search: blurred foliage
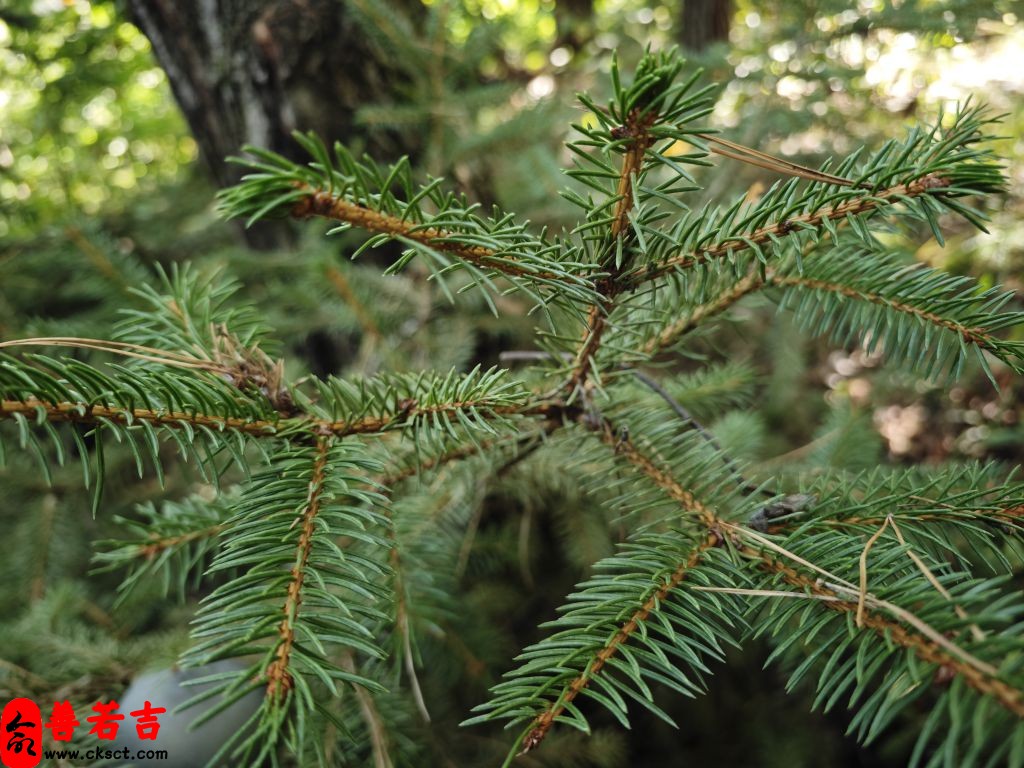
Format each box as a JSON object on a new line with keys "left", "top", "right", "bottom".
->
{"left": 0, "top": 0, "right": 197, "bottom": 238}
{"left": 1, "top": 0, "right": 1023, "bottom": 766}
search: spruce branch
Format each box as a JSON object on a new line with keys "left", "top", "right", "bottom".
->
{"left": 378, "top": 429, "right": 543, "bottom": 487}
{"left": 639, "top": 268, "right": 762, "bottom": 355}
{"left": 747, "top": 464, "right": 1024, "bottom": 568}
{"left": 464, "top": 524, "right": 741, "bottom": 761}
{"left": 473, "top": 398, "right": 1024, "bottom": 757}
{"left": 564, "top": 51, "right": 697, "bottom": 397}
{"left": 0, "top": 346, "right": 565, "bottom": 506}
{"left": 611, "top": 431, "right": 1024, "bottom": 742}
{"left": 591, "top": 414, "right": 719, "bottom": 528}
{"left": 183, "top": 440, "right": 392, "bottom": 765}
{"left": 635, "top": 240, "right": 1024, "bottom": 379}
{"left": 265, "top": 436, "right": 332, "bottom": 702}
{"left": 767, "top": 245, "right": 1024, "bottom": 379}
{"left": 738, "top": 536, "right": 1024, "bottom": 719}
{"left": 217, "top": 135, "right": 598, "bottom": 307}
{"left": 92, "top": 494, "right": 232, "bottom": 603}
{"left": 612, "top": 102, "right": 1004, "bottom": 289}
{"left": 466, "top": 410, "right": 751, "bottom": 752}
{"left": 0, "top": 397, "right": 279, "bottom": 436}
{"left": 293, "top": 190, "right": 570, "bottom": 284}
{"left": 6, "top": 46, "right": 1023, "bottom": 767}
{"left": 517, "top": 532, "right": 721, "bottom": 754}
{"left": 115, "top": 264, "right": 273, "bottom": 356}
{"left": 631, "top": 174, "right": 953, "bottom": 281}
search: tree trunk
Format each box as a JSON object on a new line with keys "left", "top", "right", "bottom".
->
{"left": 126, "top": 0, "right": 420, "bottom": 246}
{"left": 679, "top": 0, "right": 731, "bottom": 52}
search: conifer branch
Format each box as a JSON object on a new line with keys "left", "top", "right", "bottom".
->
{"left": 266, "top": 436, "right": 331, "bottom": 701}
{"left": 1, "top": 365, "right": 563, "bottom": 448}
{"left": 315, "top": 399, "right": 560, "bottom": 437}
{"left": 772, "top": 272, "right": 995, "bottom": 343}
{"left": 740, "top": 540, "right": 1024, "bottom": 719}
{"left": 134, "top": 524, "right": 228, "bottom": 560}
{"left": 92, "top": 494, "right": 235, "bottom": 602}
{"left": 566, "top": 109, "right": 656, "bottom": 396}
{"left": 641, "top": 268, "right": 763, "bottom": 356}
{"left": 293, "top": 188, "right": 573, "bottom": 284}
{"left": 591, "top": 415, "right": 718, "bottom": 528}
{"left": 183, "top": 441, "right": 391, "bottom": 763}
{"left": 638, "top": 241, "right": 1024, "bottom": 377}
{"left": 0, "top": 398, "right": 281, "bottom": 436}
{"left": 377, "top": 426, "right": 558, "bottom": 488}
{"left": 7, "top": 48, "right": 1022, "bottom": 766}
{"left": 767, "top": 262, "right": 1024, "bottom": 376}
{"left": 583, "top": 415, "right": 1024, "bottom": 732}
{"left": 0, "top": 396, "right": 554, "bottom": 444}
{"left": 217, "top": 135, "right": 598, "bottom": 307}
{"left": 521, "top": 532, "right": 720, "bottom": 753}
{"left": 759, "top": 505, "right": 1023, "bottom": 534}
{"left": 629, "top": 174, "right": 952, "bottom": 283}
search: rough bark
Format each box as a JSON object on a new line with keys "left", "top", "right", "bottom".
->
{"left": 126, "top": 0, "right": 420, "bottom": 245}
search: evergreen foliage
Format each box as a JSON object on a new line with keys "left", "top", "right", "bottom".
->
{"left": 3, "top": 47, "right": 1024, "bottom": 766}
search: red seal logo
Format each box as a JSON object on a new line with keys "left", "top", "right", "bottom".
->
{"left": 1, "top": 699, "right": 42, "bottom": 768}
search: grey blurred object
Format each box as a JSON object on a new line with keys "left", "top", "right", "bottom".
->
{"left": 748, "top": 493, "right": 817, "bottom": 532}
{"left": 112, "top": 660, "right": 262, "bottom": 768}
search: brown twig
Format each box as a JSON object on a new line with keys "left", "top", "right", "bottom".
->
{"left": 743, "top": 540, "right": 1024, "bottom": 719}
{"left": 294, "top": 189, "right": 576, "bottom": 285}
{"left": 591, "top": 415, "right": 717, "bottom": 528}
{"left": 642, "top": 268, "right": 764, "bottom": 356}
{"left": 0, "top": 397, "right": 565, "bottom": 443}
{"left": 566, "top": 110, "right": 657, "bottom": 397}
{"left": 266, "top": 437, "right": 331, "bottom": 700}
{"left": 136, "top": 524, "right": 228, "bottom": 559}
{"left": 626, "top": 174, "right": 952, "bottom": 284}
{"left": 521, "top": 533, "right": 719, "bottom": 753}
{"left": 769, "top": 273, "right": 996, "bottom": 349}
{"left": 0, "top": 398, "right": 281, "bottom": 436}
